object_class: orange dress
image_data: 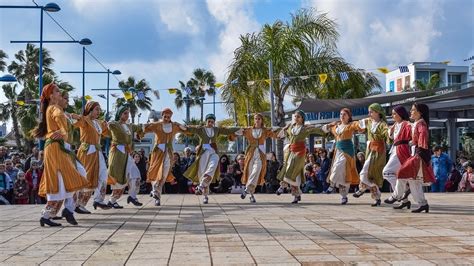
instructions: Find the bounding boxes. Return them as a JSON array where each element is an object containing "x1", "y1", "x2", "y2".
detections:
[
  {"x1": 74, "y1": 116, "x2": 109, "y2": 189},
  {"x1": 38, "y1": 105, "x2": 89, "y2": 197}
]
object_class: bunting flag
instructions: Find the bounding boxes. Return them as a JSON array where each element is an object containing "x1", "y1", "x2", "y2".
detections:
[
  {"x1": 300, "y1": 75, "x2": 310, "y2": 80},
  {"x1": 319, "y1": 74, "x2": 328, "y2": 84},
  {"x1": 377, "y1": 67, "x2": 389, "y2": 74},
  {"x1": 16, "y1": 100, "x2": 25, "y2": 106},
  {"x1": 153, "y1": 90, "x2": 160, "y2": 99},
  {"x1": 215, "y1": 82, "x2": 224, "y2": 88},
  {"x1": 168, "y1": 88, "x2": 178, "y2": 94},
  {"x1": 246, "y1": 81, "x2": 255, "y2": 86},
  {"x1": 137, "y1": 91, "x2": 145, "y2": 101},
  {"x1": 97, "y1": 94, "x2": 106, "y2": 100},
  {"x1": 84, "y1": 95, "x2": 93, "y2": 101},
  {"x1": 339, "y1": 72, "x2": 349, "y2": 81},
  {"x1": 440, "y1": 60, "x2": 451, "y2": 64},
  {"x1": 399, "y1": 66, "x2": 409, "y2": 73},
  {"x1": 264, "y1": 79, "x2": 271, "y2": 85},
  {"x1": 111, "y1": 93, "x2": 120, "y2": 98},
  {"x1": 124, "y1": 91, "x2": 133, "y2": 100},
  {"x1": 231, "y1": 78, "x2": 239, "y2": 85},
  {"x1": 282, "y1": 76, "x2": 290, "y2": 84},
  {"x1": 464, "y1": 55, "x2": 474, "y2": 61},
  {"x1": 184, "y1": 86, "x2": 192, "y2": 95}
]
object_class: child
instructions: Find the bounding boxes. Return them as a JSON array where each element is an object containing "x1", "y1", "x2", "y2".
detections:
[
  {"x1": 14, "y1": 171, "x2": 29, "y2": 204},
  {"x1": 25, "y1": 160, "x2": 43, "y2": 204},
  {"x1": 303, "y1": 164, "x2": 317, "y2": 193},
  {"x1": 0, "y1": 163, "x2": 12, "y2": 205},
  {"x1": 459, "y1": 163, "x2": 473, "y2": 192}
]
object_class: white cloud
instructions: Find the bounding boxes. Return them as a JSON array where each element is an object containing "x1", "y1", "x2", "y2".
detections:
[{"x1": 153, "y1": 0, "x2": 204, "y2": 35}]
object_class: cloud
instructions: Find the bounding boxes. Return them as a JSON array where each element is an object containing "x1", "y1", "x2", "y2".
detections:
[{"x1": 153, "y1": 0, "x2": 205, "y2": 35}]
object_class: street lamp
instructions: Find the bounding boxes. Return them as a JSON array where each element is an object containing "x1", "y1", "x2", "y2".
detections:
[
  {"x1": 0, "y1": 74, "x2": 17, "y2": 82},
  {"x1": 0, "y1": 2, "x2": 60, "y2": 99}
]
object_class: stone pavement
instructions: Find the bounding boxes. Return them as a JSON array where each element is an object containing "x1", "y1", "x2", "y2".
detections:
[{"x1": 0, "y1": 193, "x2": 473, "y2": 265}]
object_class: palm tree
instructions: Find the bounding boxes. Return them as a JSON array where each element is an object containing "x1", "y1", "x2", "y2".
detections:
[
  {"x1": 0, "y1": 84, "x2": 23, "y2": 150},
  {"x1": 223, "y1": 8, "x2": 381, "y2": 159},
  {"x1": 414, "y1": 73, "x2": 440, "y2": 91},
  {"x1": 0, "y1": 49, "x2": 8, "y2": 72},
  {"x1": 117, "y1": 76, "x2": 153, "y2": 123}
]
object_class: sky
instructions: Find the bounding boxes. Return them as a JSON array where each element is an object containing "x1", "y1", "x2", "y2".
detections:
[{"x1": 0, "y1": 0, "x2": 473, "y2": 129}]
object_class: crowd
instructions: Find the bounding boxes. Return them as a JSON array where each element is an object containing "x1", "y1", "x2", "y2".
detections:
[{"x1": 1, "y1": 141, "x2": 471, "y2": 206}]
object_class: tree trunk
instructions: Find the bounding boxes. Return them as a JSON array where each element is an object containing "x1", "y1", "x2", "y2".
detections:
[
  {"x1": 131, "y1": 109, "x2": 136, "y2": 124},
  {"x1": 275, "y1": 95, "x2": 286, "y2": 163},
  {"x1": 11, "y1": 105, "x2": 23, "y2": 151}
]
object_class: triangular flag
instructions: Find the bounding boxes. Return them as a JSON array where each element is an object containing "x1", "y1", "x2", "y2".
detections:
[
  {"x1": 300, "y1": 75, "x2": 310, "y2": 80},
  {"x1": 184, "y1": 87, "x2": 192, "y2": 95},
  {"x1": 168, "y1": 88, "x2": 178, "y2": 94},
  {"x1": 215, "y1": 82, "x2": 224, "y2": 88},
  {"x1": 97, "y1": 94, "x2": 106, "y2": 99},
  {"x1": 441, "y1": 60, "x2": 450, "y2": 64},
  {"x1": 264, "y1": 79, "x2": 271, "y2": 85},
  {"x1": 16, "y1": 100, "x2": 25, "y2": 106},
  {"x1": 398, "y1": 66, "x2": 409, "y2": 73},
  {"x1": 247, "y1": 81, "x2": 255, "y2": 86},
  {"x1": 377, "y1": 67, "x2": 389, "y2": 74},
  {"x1": 85, "y1": 95, "x2": 93, "y2": 100},
  {"x1": 339, "y1": 72, "x2": 349, "y2": 81},
  {"x1": 231, "y1": 78, "x2": 239, "y2": 85},
  {"x1": 137, "y1": 91, "x2": 145, "y2": 100},
  {"x1": 153, "y1": 90, "x2": 160, "y2": 99},
  {"x1": 111, "y1": 93, "x2": 120, "y2": 98},
  {"x1": 319, "y1": 74, "x2": 328, "y2": 84},
  {"x1": 124, "y1": 91, "x2": 133, "y2": 100}
]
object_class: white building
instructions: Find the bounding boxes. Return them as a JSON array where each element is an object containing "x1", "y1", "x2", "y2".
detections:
[
  {"x1": 385, "y1": 62, "x2": 469, "y2": 92},
  {"x1": 0, "y1": 123, "x2": 7, "y2": 138}
]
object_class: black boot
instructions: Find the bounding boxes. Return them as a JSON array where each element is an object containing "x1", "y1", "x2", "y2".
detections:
[
  {"x1": 291, "y1": 196, "x2": 299, "y2": 204},
  {"x1": 107, "y1": 201, "x2": 124, "y2": 209},
  {"x1": 127, "y1": 196, "x2": 143, "y2": 206},
  {"x1": 75, "y1": 206, "x2": 91, "y2": 214},
  {"x1": 400, "y1": 189, "x2": 411, "y2": 201},
  {"x1": 371, "y1": 199, "x2": 381, "y2": 207},
  {"x1": 276, "y1": 187, "x2": 284, "y2": 196},
  {"x1": 61, "y1": 209, "x2": 78, "y2": 225},
  {"x1": 384, "y1": 197, "x2": 397, "y2": 204},
  {"x1": 393, "y1": 201, "x2": 411, "y2": 209},
  {"x1": 40, "y1": 217, "x2": 62, "y2": 227},
  {"x1": 352, "y1": 190, "x2": 365, "y2": 198},
  {"x1": 411, "y1": 204, "x2": 429, "y2": 213},
  {"x1": 93, "y1": 201, "x2": 111, "y2": 210}
]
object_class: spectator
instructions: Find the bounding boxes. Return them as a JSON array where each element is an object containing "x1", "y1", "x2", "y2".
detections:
[
  {"x1": 0, "y1": 146, "x2": 9, "y2": 163},
  {"x1": 24, "y1": 147, "x2": 39, "y2": 171},
  {"x1": 133, "y1": 153, "x2": 148, "y2": 194},
  {"x1": 13, "y1": 171, "x2": 29, "y2": 204},
  {"x1": 456, "y1": 156, "x2": 469, "y2": 176},
  {"x1": 305, "y1": 153, "x2": 316, "y2": 169},
  {"x1": 316, "y1": 149, "x2": 331, "y2": 192},
  {"x1": 182, "y1": 147, "x2": 195, "y2": 171},
  {"x1": 219, "y1": 154, "x2": 231, "y2": 178},
  {"x1": 431, "y1": 146, "x2": 453, "y2": 192},
  {"x1": 445, "y1": 164, "x2": 462, "y2": 192},
  {"x1": 264, "y1": 152, "x2": 280, "y2": 193},
  {"x1": 4, "y1": 159, "x2": 19, "y2": 184},
  {"x1": 356, "y1": 152, "x2": 365, "y2": 174},
  {"x1": 19, "y1": 153, "x2": 27, "y2": 165},
  {"x1": 0, "y1": 163, "x2": 12, "y2": 205},
  {"x1": 38, "y1": 150, "x2": 44, "y2": 169},
  {"x1": 25, "y1": 160, "x2": 42, "y2": 204},
  {"x1": 458, "y1": 163, "x2": 473, "y2": 192},
  {"x1": 230, "y1": 154, "x2": 245, "y2": 187},
  {"x1": 303, "y1": 163, "x2": 319, "y2": 193},
  {"x1": 171, "y1": 152, "x2": 188, "y2": 194}
]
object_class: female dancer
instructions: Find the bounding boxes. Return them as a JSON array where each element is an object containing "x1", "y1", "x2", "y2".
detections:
[
  {"x1": 382, "y1": 106, "x2": 411, "y2": 204},
  {"x1": 184, "y1": 113, "x2": 240, "y2": 204},
  {"x1": 33, "y1": 83, "x2": 89, "y2": 226},
  {"x1": 144, "y1": 108, "x2": 185, "y2": 206},
  {"x1": 107, "y1": 104, "x2": 144, "y2": 208},
  {"x1": 276, "y1": 110, "x2": 324, "y2": 204},
  {"x1": 352, "y1": 103, "x2": 389, "y2": 207},
  {"x1": 322, "y1": 108, "x2": 360, "y2": 205},
  {"x1": 239, "y1": 113, "x2": 278, "y2": 203},
  {"x1": 393, "y1": 103, "x2": 435, "y2": 213},
  {"x1": 73, "y1": 101, "x2": 111, "y2": 212}
]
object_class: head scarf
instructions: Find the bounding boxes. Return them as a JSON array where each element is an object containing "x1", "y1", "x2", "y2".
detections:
[
  {"x1": 294, "y1": 109, "x2": 306, "y2": 123},
  {"x1": 205, "y1": 113, "x2": 216, "y2": 121},
  {"x1": 368, "y1": 103, "x2": 386, "y2": 122},
  {"x1": 341, "y1": 108, "x2": 353, "y2": 122},
  {"x1": 413, "y1": 103, "x2": 430, "y2": 126},
  {"x1": 40, "y1": 83, "x2": 56, "y2": 103},
  {"x1": 115, "y1": 104, "x2": 130, "y2": 121},
  {"x1": 83, "y1": 101, "x2": 100, "y2": 116},
  {"x1": 161, "y1": 108, "x2": 173, "y2": 115},
  {"x1": 393, "y1": 105, "x2": 409, "y2": 121}
]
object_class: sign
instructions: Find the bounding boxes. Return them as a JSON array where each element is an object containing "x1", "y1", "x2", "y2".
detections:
[
  {"x1": 305, "y1": 107, "x2": 369, "y2": 122},
  {"x1": 389, "y1": 81, "x2": 395, "y2": 92}
]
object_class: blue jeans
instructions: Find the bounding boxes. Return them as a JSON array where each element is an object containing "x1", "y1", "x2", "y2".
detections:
[{"x1": 431, "y1": 178, "x2": 447, "y2": 192}]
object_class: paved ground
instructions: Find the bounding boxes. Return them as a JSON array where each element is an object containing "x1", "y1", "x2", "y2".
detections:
[{"x1": 0, "y1": 193, "x2": 473, "y2": 265}]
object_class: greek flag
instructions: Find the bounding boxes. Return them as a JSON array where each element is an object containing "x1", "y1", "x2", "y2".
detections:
[
  {"x1": 137, "y1": 91, "x2": 145, "y2": 101},
  {"x1": 282, "y1": 76, "x2": 290, "y2": 85},
  {"x1": 231, "y1": 78, "x2": 239, "y2": 85},
  {"x1": 339, "y1": 72, "x2": 349, "y2": 81},
  {"x1": 399, "y1": 66, "x2": 409, "y2": 73},
  {"x1": 184, "y1": 86, "x2": 192, "y2": 95}
]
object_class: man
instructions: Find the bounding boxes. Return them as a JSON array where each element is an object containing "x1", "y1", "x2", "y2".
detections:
[
  {"x1": 0, "y1": 146, "x2": 9, "y2": 163},
  {"x1": 4, "y1": 159, "x2": 19, "y2": 184},
  {"x1": 182, "y1": 147, "x2": 195, "y2": 171},
  {"x1": 316, "y1": 149, "x2": 331, "y2": 193},
  {"x1": 24, "y1": 146, "x2": 40, "y2": 171},
  {"x1": 431, "y1": 146, "x2": 453, "y2": 192},
  {"x1": 0, "y1": 163, "x2": 12, "y2": 204}
]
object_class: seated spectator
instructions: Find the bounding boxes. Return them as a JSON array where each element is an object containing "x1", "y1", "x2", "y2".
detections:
[
  {"x1": 25, "y1": 160, "x2": 42, "y2": 204},
  {"x1": 303, "y1": 163, "x2": 320, "y2": 193},
  {"x1": 219, "y1": 154, "x2": 231, "y2": 179},
  {"x1": 0, "y1": 163, "x2": 12, "y2": 205},
  {"x1": 459, "y1": 163, "x2": 473, "y2": 192},
  {"x1": 171, "y1": 152, "x2": 188, "y2": 194},
  {"x1": 356, "y1": 152, "x2": 365, "y2": 174},
  {"x1": 316, "y1": 149, "x2": 331, "y2": 193},
  {"x1": 13, "y1": 171, "x2": 29, "y2": 204},
  {"x1": 264, "y1": 152, "x2": 280, "y2": 193},
  {"x1": 230, "y1": 154, "x2": 245, "y2": 187}
]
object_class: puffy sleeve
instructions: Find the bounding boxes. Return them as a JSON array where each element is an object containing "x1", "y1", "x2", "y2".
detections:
[
  {"x1": 417, "y1": 122, "x2": 430, "y2": 149},
  {"x1": 265, "y1": 128, "x2": 279, "y2": 139},
  {"x1": 303, "y1": 125, "x2": 325, "y2": 137},
  {"x1": 172, "y1": 122, "x2": 186, "y2": 134},
  {"x1": 51, "y1": 106, "x2": 69, "y2": 140},
  {"x1": 100, "y1": 120, "x2": 109, "y2": 137},
  {"x1": 218, "y1": 127, "x2": 241, "y2": 136},
  {"x1": 144, "y1": 122, "x2": 160, "y2": 133},
  {"x1": 348, "y1": 120, "x2": 363, "y2": 132},
  {"x1": 72, "y1": 115, "x2": 87, "y2": 128}
]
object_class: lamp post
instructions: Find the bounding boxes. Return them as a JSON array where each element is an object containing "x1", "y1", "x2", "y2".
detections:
[
  {"x1": 0, "y1": 75, "x2": 17, "y2": 83},
  {"x1": 0, "y1": 2, "x2": 61, "y2": 98}
]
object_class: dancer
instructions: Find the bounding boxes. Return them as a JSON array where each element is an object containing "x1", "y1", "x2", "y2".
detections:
[
  {"x1": 33, "y1": 83, "x2": 89, "y2": 226},
  {"x1": 393, "y1": 103, "x2": 435, "y2": 213},
  {"x1": 322, "y1": 108, "x2": 360, "y2": 205},
  {"x1": 352, "y1": 103, "x2": 389, "y2": 207},
  {"x1": 238, "y1": 113, "x2": 278, "y2": 203},
  {"x1": 276, "y1": 110, "x2": 324, "y2": 204},
  {"x1": 73, "y1": 101, "x2": 111, "y2": 212},
  {"x1": 144, "y1": 108, "x2": 185, "y2": 206},
  {"x1": 383, "y1": 106, "x2": 412, "y2": 204},
  {"x1": 107, "y1": 104, "x2": 144, "y2": 208},
  {"x1": 183, "y1": 114, "x2": 240, "y2": 204}
]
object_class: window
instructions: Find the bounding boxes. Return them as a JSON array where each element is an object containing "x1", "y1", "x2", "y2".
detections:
[
  {"x1": 404, "y1": 75, "x2": 411, "y2": 89},
  {"x1": 416, "y1": 70, "x2": 439, "y2": 83},
  {"x1": 448, "y1": 74, "x2": 461, "y2": 85},
  {"x1": 397, "y1": 78, "x2": 402, "y2": 92}
]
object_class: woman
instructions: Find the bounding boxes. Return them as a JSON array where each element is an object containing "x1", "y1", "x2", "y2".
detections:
[
  {"x1": 32, "y1": 83, "x2": 89, "y2": 226},
  {"x1": 171, "y1": 152, "x2": 188, "y2": 194},
  {"x1": 322, "y1": 108, "x2": 360, "y2": 205},
  {"x1": 143, "y1": 108, "x2": 184, "y2": 206},
  {"x1": 183, "y1": 113, "x2": 240, "y2": 204},
  {"x1": 239, "y1": 113, "x2": 278, "y2": 203},
  {"x1": 219, "y1": 154, "x2": 231, "y2": 180},
  {"x1": 13, "y1": 171, "x2": 29, "y2": 204},
  {"x1": 383, "y1": 106, "x2": 412, "y2": 204},
  {"x1": 352, "y1": 103, "x2": 389, "y2": 207},
  {"x1": 265, "y1": 152, "x2": 280, "y2": 193},
  {"x1": 356, "y1": 152, "x2": 365, "y2": 174},
  {"x1": 25, "y1": 160, "x2": 42, "y2": 204},
  {"x1": 276, "y1": 110, "x2": 324, "y2": 204},
  {"x1": 107, "y1": 104, "x2": 144, "y2": 208},
  {"x1": 73, "y1": 101, "x2": 111, "y2": 213},
  {"x1": 393, "y1": 103, "x2": 435, "y2": 213}
]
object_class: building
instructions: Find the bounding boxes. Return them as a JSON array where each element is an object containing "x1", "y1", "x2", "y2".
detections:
[
  {"x1": 0, "y1": 123, "x2": 6, "y2": 138},
  {"x1": 385, "y1": 62, "x2": 469, "y2": 92}
]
